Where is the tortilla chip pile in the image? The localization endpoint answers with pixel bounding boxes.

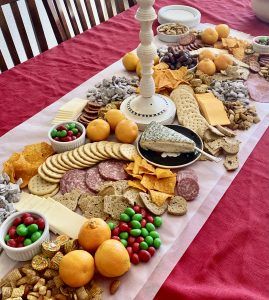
[153,63,189,94]
[214,37,250,61]
[3,142,54,188]
[125,155,176,206]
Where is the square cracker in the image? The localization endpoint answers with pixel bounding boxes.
[103,195,129,220]
[53,189,81,211]
[78,194,108,220]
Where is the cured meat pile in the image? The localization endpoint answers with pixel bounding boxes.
[176,169,199,201]
[60,160,128,194]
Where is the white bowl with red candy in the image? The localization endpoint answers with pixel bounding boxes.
[48,121,86,153]
[0,211,49,261]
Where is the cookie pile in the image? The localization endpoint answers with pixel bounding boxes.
[77,101,104,127]
[37,142,138,184]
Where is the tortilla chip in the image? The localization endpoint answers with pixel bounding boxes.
[133,155,142,175]
[128,180,147,192]
[155,168,176,179]
[232,47,245,61]
[149,190,171,207]
[153,62,169,70]
[154,176,177,194]
[125,162,134,171]
[139,159,156,174]
[140,174,157,190]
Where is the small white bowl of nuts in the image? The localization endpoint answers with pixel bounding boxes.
[157,23,189,43]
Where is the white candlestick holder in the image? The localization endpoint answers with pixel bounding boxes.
[120,0,176,131]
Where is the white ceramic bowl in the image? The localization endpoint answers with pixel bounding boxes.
[252,36,269,54]
[158,5,201,28]
[48,121,86,153]
[0,211,49,261]
[157,23,189,43]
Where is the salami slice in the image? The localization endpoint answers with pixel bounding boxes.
[98,160,128,181]
[177,169,198,183]
[176,178,199,201]
[85,166,106,192]
[60,169,91,194]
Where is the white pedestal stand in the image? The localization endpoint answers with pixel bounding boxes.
[120,0,176,131]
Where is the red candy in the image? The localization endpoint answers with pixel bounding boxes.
[7,239,16,247]
[57,125,67,131]
[36,218,45,230]
[140,208,147,218]
[112,227,120,236]
[133,205,141,213]
[67,130,73,136]
[148,247,156,257]
[146,215,154,223]
[23,217,34,226]
[130,253,140,265]
[139,250,151,262]
[126,246,133,257]
[132,242,140,253]
[140,219,147,228]
[17,236,25,243]
[127,236,136,245]
[22,213,31,220]
[119,222,129,233]
[112,236,120,241]
[136,236,144,243]
[8,226,16,238]
[12,217,22,226]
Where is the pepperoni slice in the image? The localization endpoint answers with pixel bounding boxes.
[176,178,199,201]
[60,169,91,194]
[85,166,106,192]
[98,160,128,181]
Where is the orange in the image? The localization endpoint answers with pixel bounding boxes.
[215,24,230,40]
[197,58,216,76]
[86,119,110,142]
[201,28,219,45]
[95,239,131,277]
[59,250,94,288]
[199,49,215,61]
[214,54,233,71]
[122,52,139,71]
[78,218,111,252]
[115,119,138,144]
[105,109,125,131]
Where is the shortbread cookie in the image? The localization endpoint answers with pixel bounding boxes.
[168,196,187,216]
[28,174,58,196]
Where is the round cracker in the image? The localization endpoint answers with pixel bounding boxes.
[67,150,88,168]
[112,143,125,159]
[38,165,60,183]
[61,152,84,169]
[41,164,63,179]
[73,148,96,167]
[43,186,60,198]
[79,145,100,163]
[57,153,72,170]
[96,141,111,158]
[89,142,107,159]
[104,142,118,159]
[119,144,138,161]
[28,174,58,196]
[45,157,66,174]
[51,154,69,171]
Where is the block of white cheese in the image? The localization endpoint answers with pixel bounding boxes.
[15,192,87,239]
[140,121,195,153]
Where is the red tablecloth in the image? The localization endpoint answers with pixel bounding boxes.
[1,0,269,299]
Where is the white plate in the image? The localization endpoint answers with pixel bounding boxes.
[158,5,201,28]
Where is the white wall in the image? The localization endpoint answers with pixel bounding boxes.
[0,0,129,69]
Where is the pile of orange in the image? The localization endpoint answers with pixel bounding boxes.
[86,109,138,144]
[201,24,230,45]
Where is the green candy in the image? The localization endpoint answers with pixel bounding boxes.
[140,241,148,250]
[4,234,10,242]
[16,224,28,236]
[27,224,38,235]
[51,129,58,138]
[31,231,42,243]
[59,130,67,137]
[68,123,76,129]
[119,232,129,240]
[107,222,115,230]
[153,238,162,249]
[130,220,141,229]
[145,236,153,246]
[56,131,62,138]
[71,128,79,135]
[146,223,155,232]
[141,228,149,237]
[120,239,128,247]
[120,213,131,222]
[149,231,159,239]
[154,216,162,227]
[130,229,141,237]
[124,207,135,217]
[24,239,32,247]
[132,214,142,222]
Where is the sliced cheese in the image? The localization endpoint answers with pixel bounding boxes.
[195,93,230,126]
[15,192,87,239]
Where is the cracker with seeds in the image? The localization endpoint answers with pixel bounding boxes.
[103,195,129,220]
[139,192,167,215]
[119,144,137,161]
[78,194,108,220]
[53,189,81,211]
[168,196,187,216]
[123,187,145,207]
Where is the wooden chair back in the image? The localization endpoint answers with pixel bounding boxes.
[0,0,47,72]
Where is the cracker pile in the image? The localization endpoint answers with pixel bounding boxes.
[170,85,210,138]
[37,142,137,184]
[0,236,103,300]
